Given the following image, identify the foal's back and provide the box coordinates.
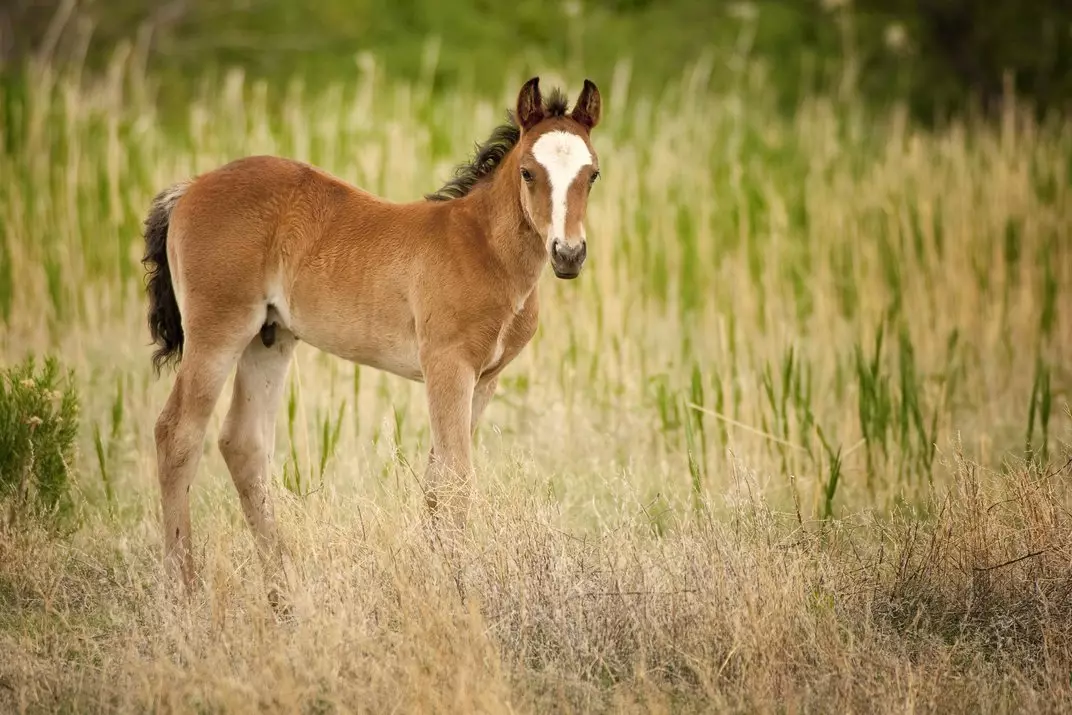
[172,154,413,272]
[169,155,442,376]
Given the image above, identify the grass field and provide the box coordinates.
[1,51,1071,713]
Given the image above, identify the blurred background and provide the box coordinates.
[3,0,1071,124]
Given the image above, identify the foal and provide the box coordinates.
[143,77,602,601]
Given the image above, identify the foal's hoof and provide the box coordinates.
[268,589,296,623]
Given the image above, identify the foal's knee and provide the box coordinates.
[154,411,192,486]
[153,411,172,454]
[218,423,264,476]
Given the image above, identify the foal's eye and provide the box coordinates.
[520,168,534,184]
[589,170,600,185]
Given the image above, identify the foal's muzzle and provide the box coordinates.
[550,239,587,279]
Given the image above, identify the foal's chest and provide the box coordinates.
[480,294,538,378]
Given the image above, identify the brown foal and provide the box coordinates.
[142,77,602,604]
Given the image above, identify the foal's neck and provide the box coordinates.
[471,151,547,289]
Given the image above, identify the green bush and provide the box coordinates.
[0,356,79,519]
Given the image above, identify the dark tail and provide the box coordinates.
[142,181,190,375]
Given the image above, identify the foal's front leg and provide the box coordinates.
[471,375,499,436]
[421,354,477,528]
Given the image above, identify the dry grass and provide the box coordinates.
[2,452,1071,712]
[1,54,1071,712]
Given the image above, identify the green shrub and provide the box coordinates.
[0,355,79,519]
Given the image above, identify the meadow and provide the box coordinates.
[1,47,1071,712]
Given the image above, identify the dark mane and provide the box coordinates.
[425,87,571,202]
[424,118,520,202]
[543,87,570,118]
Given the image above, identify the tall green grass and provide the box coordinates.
[0,51,1069,524]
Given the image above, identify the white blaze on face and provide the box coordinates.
[531,130,592,247]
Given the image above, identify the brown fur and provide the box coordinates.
[143,77,603,607]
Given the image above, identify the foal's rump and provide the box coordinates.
[143,156,320,368]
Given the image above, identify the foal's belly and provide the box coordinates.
[284,290,424,382]
[297,317,423,381]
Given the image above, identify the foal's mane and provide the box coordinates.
[425,88,571,202]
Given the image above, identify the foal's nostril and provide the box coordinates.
[551,240,585,264]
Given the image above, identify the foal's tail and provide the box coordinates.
[142,181,190,375]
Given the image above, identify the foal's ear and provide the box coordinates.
[570,79,601,131]
[516,77,544,132]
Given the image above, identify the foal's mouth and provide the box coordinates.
[552,265,583,279]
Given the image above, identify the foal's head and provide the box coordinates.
[514,77,602,279]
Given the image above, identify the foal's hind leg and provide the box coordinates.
[155,343,247,591]
[218,327,296,610]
